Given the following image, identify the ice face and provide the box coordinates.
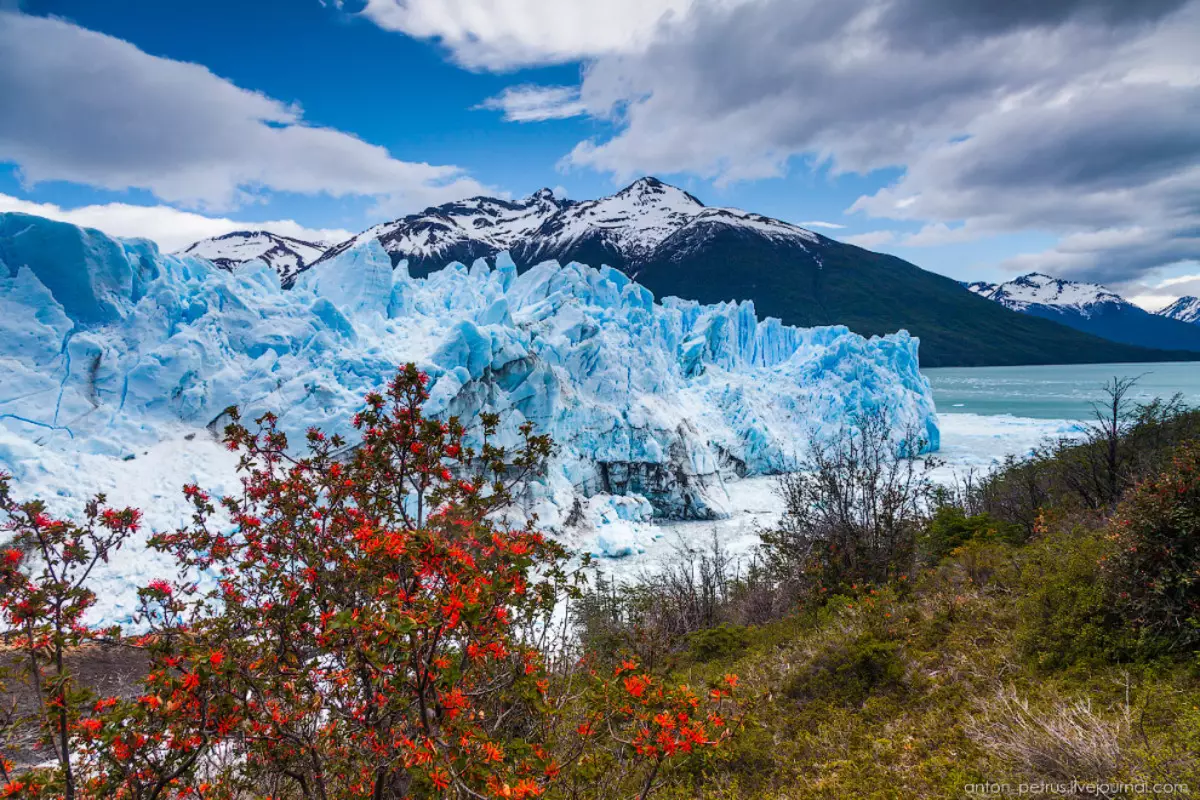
[1,212,939,618]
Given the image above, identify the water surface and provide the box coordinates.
[923,361,1200,420]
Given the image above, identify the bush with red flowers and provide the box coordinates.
[1,364,741,799]
[1105,442,1200,652]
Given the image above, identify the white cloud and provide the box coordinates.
[0,194,354,252]
[798,220,845,229]
[840,230,897,248]
[1113,270,1200,311]
[895,221,995,247]
[356,0,709,69]
[0,11,490,212]
[477,85,589,122]
[410,0,1197,292]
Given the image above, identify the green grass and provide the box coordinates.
[641,549,1200,799]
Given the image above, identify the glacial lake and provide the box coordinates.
[923,361,1200,420]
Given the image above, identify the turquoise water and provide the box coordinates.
[923,362,1200,420]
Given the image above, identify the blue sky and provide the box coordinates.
[1,0,1198,307]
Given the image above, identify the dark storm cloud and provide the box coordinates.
[879,0,1192,49]
[550,0,1200,286]
[953,87,1200,193]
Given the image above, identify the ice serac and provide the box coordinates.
[1,213,938,617]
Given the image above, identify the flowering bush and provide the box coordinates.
[1,365,740,799]
[0,476,141,797]
[1105,442,1200,652]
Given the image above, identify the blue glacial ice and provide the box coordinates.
[0,212,939,616]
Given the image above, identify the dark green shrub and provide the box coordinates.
[1015,531,1136,669]
[688,622,751,662]
[1106,443,1200,653]
[785,632,906,707]
[921,506,1023,563]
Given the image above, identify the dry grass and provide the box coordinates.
[967,686,1130,782]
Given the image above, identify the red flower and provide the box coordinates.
[77,718,103,737]
[428,769,450,790]
[138,694,163,710]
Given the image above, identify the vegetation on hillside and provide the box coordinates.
[2,372,1198,798]
[576,381,1200,798]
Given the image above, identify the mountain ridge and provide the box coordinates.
[178,179,1199,368]
[180,230,327,283]
[968,272,1200,352]
[1157,296,1200,325]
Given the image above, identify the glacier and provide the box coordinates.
[0,212,938,623]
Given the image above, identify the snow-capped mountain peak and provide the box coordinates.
[1157,296,1200,325]
[297,177,820,280]
[967,272,1125,317]
[179,230,328,282]
[311,189,576,276]
[967,272,1200,352]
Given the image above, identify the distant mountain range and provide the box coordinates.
[967,273,1200,352]
[180,178,1199,368]
[180,230,328,283]
[1157,296,1200,325]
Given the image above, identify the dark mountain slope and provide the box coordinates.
[621,230,1193,368]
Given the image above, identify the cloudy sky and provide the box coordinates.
[2,0,1198,308]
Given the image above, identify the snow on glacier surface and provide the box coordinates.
[0,212,938,624]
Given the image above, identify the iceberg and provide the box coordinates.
[0,213,938,621]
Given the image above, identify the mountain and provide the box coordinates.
[311,188,572,277]
[311,179,820,280]
[180,230,328,283]
[1157,296,1200,325]
[291,178,1195,368]
[967,273,1200,352]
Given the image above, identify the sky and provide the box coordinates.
[1,0,1198,310]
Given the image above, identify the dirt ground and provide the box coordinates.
[1,643,149,771]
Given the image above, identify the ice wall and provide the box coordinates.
[1,211,939,567]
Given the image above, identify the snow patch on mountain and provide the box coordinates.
[181,230,328,282]
[967,273,1125,317]
[1157,296,1200,325]
[1,212,937,624]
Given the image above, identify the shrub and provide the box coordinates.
[574,533,777,671]
[784,632,906,708]
[935,538,1016,591]
[688,624,751,663]
[0,479,141,797]
[1106,442,1200,653]
[0,365,742,799]
[920,506,1022,564]
[762,410,935,595]
[1015,531,1134,669]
